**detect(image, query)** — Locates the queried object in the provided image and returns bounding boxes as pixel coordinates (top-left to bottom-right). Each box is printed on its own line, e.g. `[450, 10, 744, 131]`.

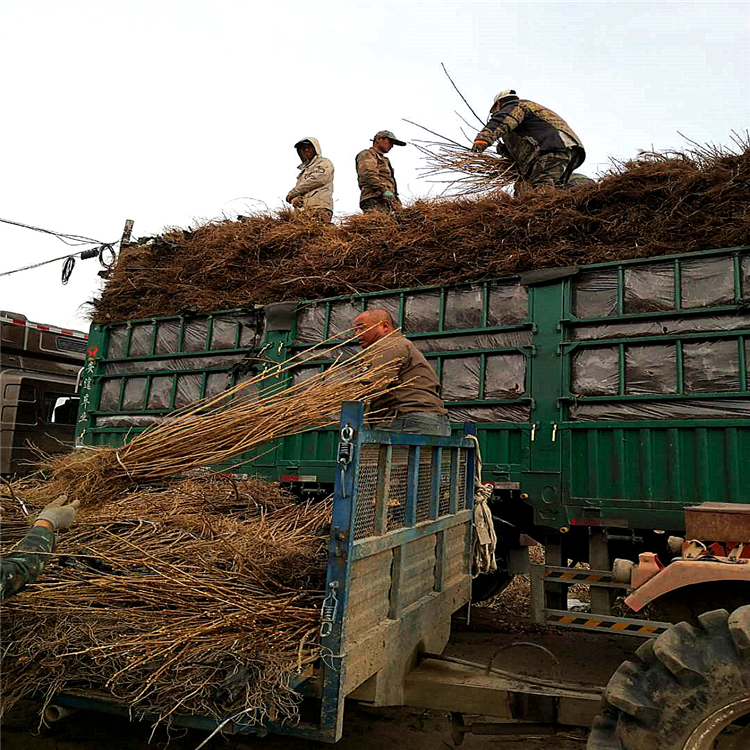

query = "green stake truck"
[76, 244, 750, 616]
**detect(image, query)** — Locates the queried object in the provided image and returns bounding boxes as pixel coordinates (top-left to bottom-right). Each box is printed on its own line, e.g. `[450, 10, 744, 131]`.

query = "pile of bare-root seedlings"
[410, 131, 518, 198]
[1, 476, 331, 732]
[0, 336, 400, 731]
[23, 333, 399, 509]
[92, 129, 750, 322]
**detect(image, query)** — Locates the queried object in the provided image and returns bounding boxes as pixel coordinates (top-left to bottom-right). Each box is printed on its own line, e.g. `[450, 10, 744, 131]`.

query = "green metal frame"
[78, 245, 750, 538]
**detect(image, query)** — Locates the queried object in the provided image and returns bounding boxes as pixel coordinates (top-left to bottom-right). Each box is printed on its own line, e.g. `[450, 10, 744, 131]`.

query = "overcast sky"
[1, 0, 748, 330]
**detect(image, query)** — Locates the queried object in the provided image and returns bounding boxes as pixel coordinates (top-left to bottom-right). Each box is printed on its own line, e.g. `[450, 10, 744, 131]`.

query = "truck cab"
[0, 311, 87, 476]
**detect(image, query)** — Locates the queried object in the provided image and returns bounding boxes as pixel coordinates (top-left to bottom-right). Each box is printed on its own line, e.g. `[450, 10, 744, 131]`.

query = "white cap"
[492, 89, 517, 106]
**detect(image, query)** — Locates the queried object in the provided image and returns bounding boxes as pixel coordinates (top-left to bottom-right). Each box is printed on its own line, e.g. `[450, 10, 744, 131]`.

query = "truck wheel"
[588, 605, 750, 750]
[471, 571, 514, 602]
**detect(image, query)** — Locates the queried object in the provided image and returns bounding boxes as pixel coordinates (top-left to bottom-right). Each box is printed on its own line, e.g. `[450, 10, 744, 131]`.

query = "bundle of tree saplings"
[0, 475, 331, 729]
[411, 136, 518, 197]
[23, 336, 399, 510]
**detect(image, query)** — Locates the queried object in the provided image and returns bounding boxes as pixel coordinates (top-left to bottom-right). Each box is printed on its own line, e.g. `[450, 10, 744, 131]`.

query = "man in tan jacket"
[355, 130, 406, 214]
[286, 137, 334, 222]
[354, 309, 450, 436]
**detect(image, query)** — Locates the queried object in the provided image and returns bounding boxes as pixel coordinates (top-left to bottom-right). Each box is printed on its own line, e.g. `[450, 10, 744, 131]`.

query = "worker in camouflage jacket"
[356, 130, 406, 213]
[1, 495, 79, 600]
[471, 90, 585, 194]
[285, 137, 334, 222]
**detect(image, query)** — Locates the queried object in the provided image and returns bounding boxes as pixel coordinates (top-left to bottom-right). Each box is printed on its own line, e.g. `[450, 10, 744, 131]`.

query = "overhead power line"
[0, 216, 124, 284]
[0, 244, 117, 284]
[0, 216, 104, 247]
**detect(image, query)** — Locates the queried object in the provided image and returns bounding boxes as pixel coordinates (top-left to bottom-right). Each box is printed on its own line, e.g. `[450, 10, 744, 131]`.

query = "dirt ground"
[0, 706, 589, 750]
[1, 605, 639, 750]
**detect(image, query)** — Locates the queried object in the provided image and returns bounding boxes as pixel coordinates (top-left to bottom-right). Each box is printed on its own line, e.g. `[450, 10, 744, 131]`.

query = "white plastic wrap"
[624, 263, 675, 313]
[487, 282, 528, 325]
[485, 354, 526, 398]
[625, 345, 677, 394]
[571, 348, 619, 395]
[571, 312, 750, 341]
[440, 357, 480, 400]
[448, 405, 530, 422]
[415, 331, 532, 353]
[683, 339, 740, 393]
[295, 304, 326, 344]
[444, 286, 483, 330]
[681, 256, 735, 309]
[571, 399, 750, 421]
[573, 270, 618, 319]
[403, 292, 441, 334]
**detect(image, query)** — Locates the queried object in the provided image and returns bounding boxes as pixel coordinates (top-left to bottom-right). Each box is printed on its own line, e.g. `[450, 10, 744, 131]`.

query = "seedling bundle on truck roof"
[91, 140, 750, 322]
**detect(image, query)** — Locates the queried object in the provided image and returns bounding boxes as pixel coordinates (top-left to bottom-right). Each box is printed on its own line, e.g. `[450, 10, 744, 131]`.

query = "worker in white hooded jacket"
[285, 137, 334, 222]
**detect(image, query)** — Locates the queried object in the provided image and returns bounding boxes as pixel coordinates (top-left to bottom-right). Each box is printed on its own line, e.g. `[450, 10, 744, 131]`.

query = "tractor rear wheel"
[587, 605, 750, 750]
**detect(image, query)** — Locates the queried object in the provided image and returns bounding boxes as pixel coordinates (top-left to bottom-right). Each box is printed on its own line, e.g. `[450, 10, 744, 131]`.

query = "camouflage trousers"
[515, 148, 576, 196]
[360, 197, 399, 214]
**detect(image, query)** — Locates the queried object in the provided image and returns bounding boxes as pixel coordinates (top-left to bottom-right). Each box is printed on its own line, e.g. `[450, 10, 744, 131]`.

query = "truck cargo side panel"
[557, 247, 750, 533]
[77, 246, 750, 541]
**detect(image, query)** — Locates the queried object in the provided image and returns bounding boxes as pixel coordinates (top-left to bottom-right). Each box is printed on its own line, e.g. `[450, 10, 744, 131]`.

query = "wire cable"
[0, 216, 104, 246]
[0, 243, 118, 281]
[0, 252, 81, 278]
[61, 256, 76, 285]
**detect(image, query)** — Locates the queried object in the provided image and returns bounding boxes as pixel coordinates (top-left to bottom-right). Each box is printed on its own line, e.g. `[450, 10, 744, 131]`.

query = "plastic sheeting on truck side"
[289, 282, 531, 423]
[94, 312, 263, 426]
[567, 250, 750, 421]
[572, 254, 743, 319]
[293, 281, 529, 345]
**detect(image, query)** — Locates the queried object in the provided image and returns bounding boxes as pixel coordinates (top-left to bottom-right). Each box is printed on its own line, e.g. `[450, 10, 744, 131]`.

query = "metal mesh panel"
[387, 446, 410, 531]
[457, 449, 468, 510]
[353, 444, 380, 540]
[438, 449, 453, 516]
[415, 448, 434, 522]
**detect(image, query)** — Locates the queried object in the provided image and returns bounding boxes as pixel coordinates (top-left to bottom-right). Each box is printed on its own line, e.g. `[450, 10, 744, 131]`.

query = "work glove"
[471, 140, 489, 153]
[36, 495, 80, 531]
[382, 190, 395, 204]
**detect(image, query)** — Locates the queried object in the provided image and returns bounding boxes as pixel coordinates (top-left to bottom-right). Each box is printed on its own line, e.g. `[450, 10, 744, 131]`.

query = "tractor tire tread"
[586, 605, 750, 750]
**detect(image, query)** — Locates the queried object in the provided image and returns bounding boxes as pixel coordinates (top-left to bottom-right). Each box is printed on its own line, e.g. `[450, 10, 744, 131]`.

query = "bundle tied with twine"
[1, 333, 402, 731]
[27, 332, 400, 510]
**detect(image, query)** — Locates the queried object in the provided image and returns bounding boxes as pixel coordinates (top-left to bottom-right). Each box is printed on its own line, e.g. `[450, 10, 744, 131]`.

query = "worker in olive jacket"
[471, 90, 585, 194]
[354, 309, 450, 436]
[355, 130, 406, 213]
[1, 495, 79, 599]
[286, 137, 334, 222]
